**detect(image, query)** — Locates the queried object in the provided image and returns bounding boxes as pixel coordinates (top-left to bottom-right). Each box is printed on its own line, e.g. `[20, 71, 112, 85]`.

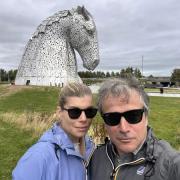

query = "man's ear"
[145, 117, 148, 126]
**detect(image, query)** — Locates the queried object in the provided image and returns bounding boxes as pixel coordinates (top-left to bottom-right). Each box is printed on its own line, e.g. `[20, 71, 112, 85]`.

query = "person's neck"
[69, 135, 85, 156]
[69, 135, 81, 144]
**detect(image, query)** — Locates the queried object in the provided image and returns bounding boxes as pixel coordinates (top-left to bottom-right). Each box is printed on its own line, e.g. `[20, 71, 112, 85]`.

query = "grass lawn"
[0, 86, 179, 179]
[0, 86, 59, 113]
[0, 119, 37, 180]
[148, 96, 180, 149]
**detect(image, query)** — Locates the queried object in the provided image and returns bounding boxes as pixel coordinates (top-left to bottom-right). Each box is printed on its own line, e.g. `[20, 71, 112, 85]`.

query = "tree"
[148, 75, 154, 78]
[111, 71, 115, 77]
[115, 72, 120, 77]
[134, 68, 142, 78]
[8, 69, 17, 81]
[120, 69, 127, 77]
[0, 69, 18, 82]
[0, 69, 7, 81]
[106, 72, 110, 78]
[120, 67, 142, 78]
[171, 69, 180, 86]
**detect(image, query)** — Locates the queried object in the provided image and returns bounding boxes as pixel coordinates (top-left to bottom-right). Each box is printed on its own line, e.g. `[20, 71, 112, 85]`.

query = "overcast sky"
[0, 0, 180, 76]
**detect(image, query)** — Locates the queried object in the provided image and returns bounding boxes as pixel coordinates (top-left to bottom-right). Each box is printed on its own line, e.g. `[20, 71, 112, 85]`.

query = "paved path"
[147, 93, 180, 97]
[89, 85, 180, 97]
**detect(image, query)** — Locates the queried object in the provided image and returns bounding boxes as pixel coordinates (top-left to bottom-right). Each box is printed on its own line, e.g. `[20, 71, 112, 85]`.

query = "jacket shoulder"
[12, 142, 59, 179]
[154, 140, 180, 179]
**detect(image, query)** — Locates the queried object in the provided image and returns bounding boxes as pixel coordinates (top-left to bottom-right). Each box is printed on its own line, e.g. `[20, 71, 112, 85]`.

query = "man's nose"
[118, 117, 129, 132]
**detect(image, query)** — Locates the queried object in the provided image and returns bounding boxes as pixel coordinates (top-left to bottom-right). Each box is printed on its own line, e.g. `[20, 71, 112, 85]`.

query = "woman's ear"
[56, 106, 62, 120]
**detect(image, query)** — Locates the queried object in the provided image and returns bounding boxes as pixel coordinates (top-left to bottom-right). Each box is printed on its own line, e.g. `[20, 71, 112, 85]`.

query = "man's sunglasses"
[102, 109, 144, 126]
[63, 107, 97, 119]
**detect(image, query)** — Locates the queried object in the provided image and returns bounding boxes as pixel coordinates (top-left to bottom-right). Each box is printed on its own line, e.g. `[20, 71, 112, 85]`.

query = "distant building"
[142, 77, 173, 88]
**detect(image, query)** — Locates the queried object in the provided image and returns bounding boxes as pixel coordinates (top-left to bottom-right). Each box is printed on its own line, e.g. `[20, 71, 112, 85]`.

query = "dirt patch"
[0, 84, 33, 98]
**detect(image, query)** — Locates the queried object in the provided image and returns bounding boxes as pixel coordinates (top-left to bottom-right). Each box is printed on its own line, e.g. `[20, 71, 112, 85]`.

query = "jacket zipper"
[106, 144, 116, 180]
[83, 144, 96, 180]
[114, 158, 145, 180]
[106, 143, 146, 180]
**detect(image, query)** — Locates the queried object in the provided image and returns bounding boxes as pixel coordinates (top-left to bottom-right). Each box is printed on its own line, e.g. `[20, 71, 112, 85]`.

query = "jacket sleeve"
[12, 151, 46, 180]
[168, 152, 180, 180]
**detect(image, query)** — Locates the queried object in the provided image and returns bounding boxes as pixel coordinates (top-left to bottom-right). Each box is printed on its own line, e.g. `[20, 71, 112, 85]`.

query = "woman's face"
[57, 95, 94, 142]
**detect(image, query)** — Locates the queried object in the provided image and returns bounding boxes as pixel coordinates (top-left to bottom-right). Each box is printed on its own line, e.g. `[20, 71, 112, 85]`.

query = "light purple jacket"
[12, 122, 94, 180]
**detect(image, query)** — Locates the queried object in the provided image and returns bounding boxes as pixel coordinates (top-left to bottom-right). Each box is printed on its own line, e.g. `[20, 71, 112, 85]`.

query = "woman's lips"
[77, 126, 89, 131]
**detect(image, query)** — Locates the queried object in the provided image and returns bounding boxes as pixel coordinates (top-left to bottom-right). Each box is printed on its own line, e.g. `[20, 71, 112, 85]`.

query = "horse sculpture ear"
[76, 6, 83, 14]
[76, 6, 90, 21]
[74, 5, 95, 33]
[81, 6, 90, 21]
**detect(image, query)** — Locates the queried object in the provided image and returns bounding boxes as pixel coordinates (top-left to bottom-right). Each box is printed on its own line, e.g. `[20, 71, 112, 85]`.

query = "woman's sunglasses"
[102, 109, 144, 126]
[63, 107, 97, 119]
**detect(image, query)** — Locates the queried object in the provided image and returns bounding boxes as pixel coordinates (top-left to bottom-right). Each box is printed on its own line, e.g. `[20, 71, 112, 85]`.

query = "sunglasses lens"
[68, 108, 81, 119]
[102, 113, 121, 126]
[85, 108, 98, 118]
[66, 108, 97, 119]
[102, 109, 144, 126]
[124, 109, 144, 124]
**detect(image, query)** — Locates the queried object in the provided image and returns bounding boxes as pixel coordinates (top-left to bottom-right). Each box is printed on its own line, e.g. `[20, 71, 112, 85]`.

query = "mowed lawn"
[0, 86, 59, 180]
[149, 96, 180, 148]
[0, 119, 38, 180]
[0, 85, 180, 179]
[0, 86, 59, 113]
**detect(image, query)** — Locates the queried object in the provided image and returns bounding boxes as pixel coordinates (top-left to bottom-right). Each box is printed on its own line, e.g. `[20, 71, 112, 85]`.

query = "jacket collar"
[107, 126, 157, 164]
[50, 122, 95, 160]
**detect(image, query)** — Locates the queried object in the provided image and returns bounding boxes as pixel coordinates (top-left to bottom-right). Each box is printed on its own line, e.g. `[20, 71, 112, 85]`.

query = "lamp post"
[0, 69, 1, 82]
[142, 56, 144, 77]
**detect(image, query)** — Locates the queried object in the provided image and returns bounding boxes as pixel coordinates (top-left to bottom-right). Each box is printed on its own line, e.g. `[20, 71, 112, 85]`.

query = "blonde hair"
[59, 83, 92, 108]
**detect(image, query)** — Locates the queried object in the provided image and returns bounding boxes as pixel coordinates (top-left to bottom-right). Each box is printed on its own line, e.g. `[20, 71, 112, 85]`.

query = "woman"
[12, 83, 97, 180]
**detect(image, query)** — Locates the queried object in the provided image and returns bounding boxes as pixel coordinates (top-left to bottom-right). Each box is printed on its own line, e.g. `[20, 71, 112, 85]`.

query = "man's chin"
[116, 144, 137, 154]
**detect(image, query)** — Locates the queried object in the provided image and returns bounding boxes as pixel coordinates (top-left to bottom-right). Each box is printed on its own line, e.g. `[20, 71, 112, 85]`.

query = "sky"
[0, 0, 180, 76]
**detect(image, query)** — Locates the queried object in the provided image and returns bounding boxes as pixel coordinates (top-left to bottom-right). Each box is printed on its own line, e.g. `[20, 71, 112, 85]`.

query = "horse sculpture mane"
[15, 6, 99, 86]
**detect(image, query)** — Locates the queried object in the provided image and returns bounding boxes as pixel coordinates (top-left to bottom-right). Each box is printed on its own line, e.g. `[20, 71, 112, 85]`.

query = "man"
[89, 78, 180, 180]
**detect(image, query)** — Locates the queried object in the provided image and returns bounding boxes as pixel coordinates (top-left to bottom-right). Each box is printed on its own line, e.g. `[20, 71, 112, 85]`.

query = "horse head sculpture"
[15, 6, 100, 86]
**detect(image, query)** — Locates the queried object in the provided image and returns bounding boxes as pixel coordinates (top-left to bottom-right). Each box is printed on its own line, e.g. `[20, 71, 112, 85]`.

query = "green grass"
[0, 86, 59, 114]
[0, 119, 38, 180]
[148, 96, 180, 149]
[0, 87, 180, 179]
[0, 85, 9, 96]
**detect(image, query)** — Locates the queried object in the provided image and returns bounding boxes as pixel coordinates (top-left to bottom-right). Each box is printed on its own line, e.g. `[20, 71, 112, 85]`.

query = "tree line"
[0, 67, 142, 81]
[0, 67, 179, 84]
[78, 67, 143, 78]
[0, 69, 17, 82]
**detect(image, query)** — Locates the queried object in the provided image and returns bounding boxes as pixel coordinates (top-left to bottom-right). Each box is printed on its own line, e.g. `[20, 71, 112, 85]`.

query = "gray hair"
[97, 77, 149, 116]
[59, 82, 92, 108]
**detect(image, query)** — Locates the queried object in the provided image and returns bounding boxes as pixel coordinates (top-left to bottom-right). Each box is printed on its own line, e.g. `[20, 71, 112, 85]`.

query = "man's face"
[102, 90, 148, 154]
[58, 95, 93, 142]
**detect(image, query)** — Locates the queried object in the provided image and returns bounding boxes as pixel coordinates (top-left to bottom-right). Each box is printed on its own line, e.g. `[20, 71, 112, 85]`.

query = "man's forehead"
[103, 90, 142, 106]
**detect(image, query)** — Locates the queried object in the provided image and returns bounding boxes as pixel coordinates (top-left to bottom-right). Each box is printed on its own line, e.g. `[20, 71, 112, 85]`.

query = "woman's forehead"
[65, 95, 93, 106]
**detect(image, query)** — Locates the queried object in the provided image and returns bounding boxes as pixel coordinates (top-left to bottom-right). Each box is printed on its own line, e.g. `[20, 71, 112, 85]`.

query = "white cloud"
[0, 0, 180, 76]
